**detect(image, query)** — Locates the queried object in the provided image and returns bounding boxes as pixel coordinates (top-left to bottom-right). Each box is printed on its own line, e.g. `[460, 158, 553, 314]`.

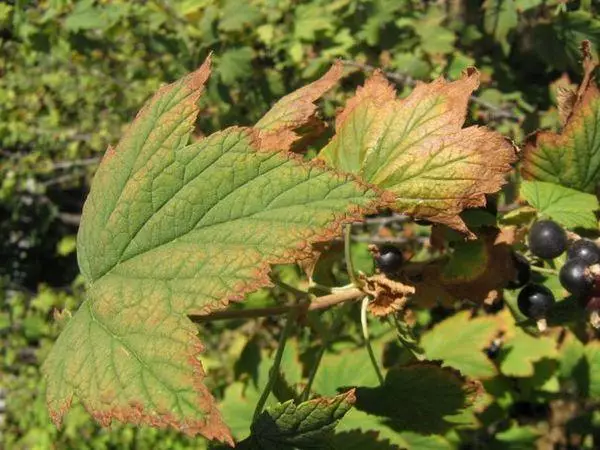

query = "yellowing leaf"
[318, 69, 517, 235]
[421, 311, 504, 379]
[42, 58, 383, 444]
[255, 61, 344, 151]
[522, 44, 600, 193]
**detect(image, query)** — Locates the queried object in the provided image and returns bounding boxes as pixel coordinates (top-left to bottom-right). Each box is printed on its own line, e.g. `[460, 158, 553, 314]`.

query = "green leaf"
[354, 363, 479, 434]
[218, 0, 262, 32]
[218, 47, 255, 85]
[421, 311, 503, 379]
[532, 11, 600, 72]
[42, 58, 382, 444]
[312, 347, 382, 397]
[494, 423, 541, 449]
[498, 329, 558, 377]
[318, 68, 516, 235]
[331, 430, 397, 450]
[242, 391, 355, 449]
[520, 180, 598, 229]
[585, 342, 600, 398]
[337, 408, 451, 450]
[483, 0, 518, 54]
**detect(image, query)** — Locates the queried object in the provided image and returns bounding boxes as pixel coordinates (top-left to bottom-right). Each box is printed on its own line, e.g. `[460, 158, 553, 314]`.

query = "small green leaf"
[331, 430, 397, 450]
[312, 347, 382, 397]
[495, 423, 541, 448]
[483, 0, 518, 54]
[521, 180, 598, 229]
[242, 391, 355, 449]
[585, 343, 600, 398]
[337, 409, 451, 450]
[532, 11, 600, 72]
[421, 311, 503, 379]
[218, 47, 254, 85]
[499, 329, 558, 377]
[354, 363, 479, 434]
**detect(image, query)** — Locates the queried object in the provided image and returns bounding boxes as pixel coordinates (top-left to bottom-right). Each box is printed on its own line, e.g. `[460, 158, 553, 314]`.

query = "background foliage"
[1, 0, 600, 449]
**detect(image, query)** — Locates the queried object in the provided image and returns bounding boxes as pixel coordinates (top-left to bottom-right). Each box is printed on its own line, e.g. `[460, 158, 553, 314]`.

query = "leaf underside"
[42, 58, 381, 445]
[318, 69, 517, 235]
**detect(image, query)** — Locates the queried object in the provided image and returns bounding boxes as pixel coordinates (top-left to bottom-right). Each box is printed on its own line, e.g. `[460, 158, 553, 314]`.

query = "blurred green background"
[1, 1, 600, 449]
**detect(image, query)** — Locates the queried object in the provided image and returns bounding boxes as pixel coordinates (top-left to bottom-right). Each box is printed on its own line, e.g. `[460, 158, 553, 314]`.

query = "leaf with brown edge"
[318, 68, 517, 235]
[403, 229, 514, 308]
[42, 57, 386, 445]
[522, 41, 600, 193]
[255, 61, 344, 151]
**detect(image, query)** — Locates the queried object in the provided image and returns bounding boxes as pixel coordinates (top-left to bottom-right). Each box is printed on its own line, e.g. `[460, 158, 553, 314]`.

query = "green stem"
[344, 223, 362, 288]
[361, 296, 384, 385]
[271, 276, 310, 298]
[300, 304, 348, 401]
[252, 312, 295, 421]
[530, 265, 558, 276]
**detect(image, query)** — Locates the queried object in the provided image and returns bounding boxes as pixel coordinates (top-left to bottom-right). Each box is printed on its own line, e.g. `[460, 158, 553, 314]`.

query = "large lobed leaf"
[318, 68, 517, 234]
[521, 43, 600, 193]
[42, 57, 383, 445]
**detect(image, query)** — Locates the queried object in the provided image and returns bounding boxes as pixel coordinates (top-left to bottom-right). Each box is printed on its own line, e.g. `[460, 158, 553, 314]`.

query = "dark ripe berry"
[517, 284, 555, 320]
[567, 239, 600, 265]
[559, 258, 593, 298]
[528, 220, 567, 259]
[375, 245, 404, 274]
[507, 252, 531, 290]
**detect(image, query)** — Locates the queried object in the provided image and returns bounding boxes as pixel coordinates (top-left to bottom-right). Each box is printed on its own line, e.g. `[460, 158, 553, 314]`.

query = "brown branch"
[190, 288, 364, 323]
[340, 59, 520, 121]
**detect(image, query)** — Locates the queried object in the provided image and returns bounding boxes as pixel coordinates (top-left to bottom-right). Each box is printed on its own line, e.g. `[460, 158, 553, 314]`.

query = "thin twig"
[301, 303, 349, 401]
[344, 224, 362, 287]
[530, 265, 559, 276]
[51, 157, 100, 170]
[341, 60, 520, 121]
[190, 288, 364, 323]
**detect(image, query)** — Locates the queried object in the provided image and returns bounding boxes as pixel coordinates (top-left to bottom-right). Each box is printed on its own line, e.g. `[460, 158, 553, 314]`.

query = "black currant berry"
[528, 220, 567, 259]
[507, 252, 531, 290]
[559, 258, 594, 298]
[375, 245, 404, 274]
[517, 284, 555, 320]
[567, 239, 600, 265]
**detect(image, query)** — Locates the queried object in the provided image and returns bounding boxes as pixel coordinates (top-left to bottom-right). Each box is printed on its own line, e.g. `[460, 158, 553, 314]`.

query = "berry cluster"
[513, 220, 600, 329]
